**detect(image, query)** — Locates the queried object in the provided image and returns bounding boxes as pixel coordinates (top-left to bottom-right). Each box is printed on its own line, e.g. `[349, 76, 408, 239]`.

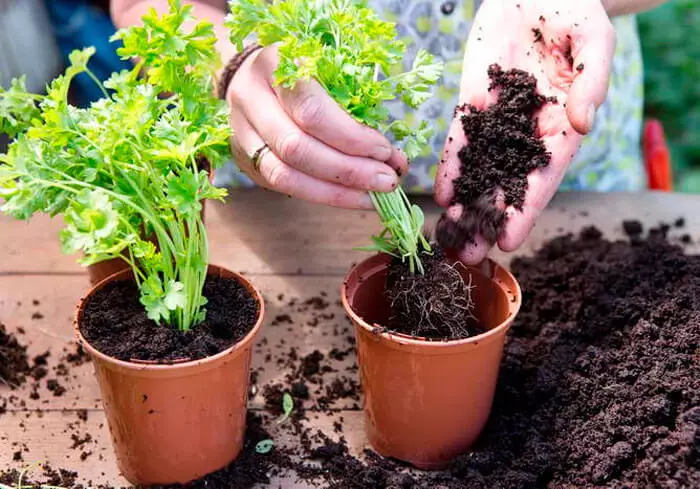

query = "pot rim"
[74, 264, 265, 372]
[341, 253, 521, 350]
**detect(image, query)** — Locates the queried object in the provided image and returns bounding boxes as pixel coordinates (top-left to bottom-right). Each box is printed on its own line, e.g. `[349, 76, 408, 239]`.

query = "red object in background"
[643, 119, 673, 191]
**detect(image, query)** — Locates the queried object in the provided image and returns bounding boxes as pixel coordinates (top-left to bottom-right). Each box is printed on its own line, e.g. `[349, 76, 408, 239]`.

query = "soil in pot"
[385, 247, 482, 340]
[79, 275, 259, 361]
[436, 64, 553, 250]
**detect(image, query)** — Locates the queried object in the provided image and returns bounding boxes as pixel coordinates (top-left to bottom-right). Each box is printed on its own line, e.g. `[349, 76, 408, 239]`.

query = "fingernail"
[360, 193, 374, 209]
[371, 144, 392, 162]
[586, 104, 596, 132]
[372, 173, 398, 192]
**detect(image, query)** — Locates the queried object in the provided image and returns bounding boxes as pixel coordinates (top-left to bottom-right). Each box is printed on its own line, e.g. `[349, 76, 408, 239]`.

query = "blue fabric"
[43, 0, 131, 106]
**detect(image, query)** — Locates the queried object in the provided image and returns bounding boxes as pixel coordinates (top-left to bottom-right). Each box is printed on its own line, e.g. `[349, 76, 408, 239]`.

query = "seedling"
[277, 391, 295, 424]
[0, 0, 230, 331]
[255, 439, 275, 454]
[226, 0, 443, 274]
[0, 462, 67, 489]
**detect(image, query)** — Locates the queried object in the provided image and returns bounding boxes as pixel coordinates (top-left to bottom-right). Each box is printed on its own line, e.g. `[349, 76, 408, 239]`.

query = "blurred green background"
[638, 0, 699, 192]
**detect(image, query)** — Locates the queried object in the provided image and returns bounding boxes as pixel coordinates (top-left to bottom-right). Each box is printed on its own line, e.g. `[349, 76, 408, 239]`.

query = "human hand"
[435, 0, 616, 263]
[226, 45, 408, 209]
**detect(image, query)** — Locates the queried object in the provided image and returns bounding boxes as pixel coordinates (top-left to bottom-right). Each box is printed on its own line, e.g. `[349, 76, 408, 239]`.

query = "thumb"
[566, 20, 617, 134]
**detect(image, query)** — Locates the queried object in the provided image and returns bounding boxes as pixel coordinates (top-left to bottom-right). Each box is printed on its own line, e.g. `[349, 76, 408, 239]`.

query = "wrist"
[217, 43, 263, 101]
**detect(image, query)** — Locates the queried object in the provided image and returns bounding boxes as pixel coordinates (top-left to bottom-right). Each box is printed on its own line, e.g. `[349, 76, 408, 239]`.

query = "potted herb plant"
[228, 0, 522, 470]
[0, 1, 264, 484]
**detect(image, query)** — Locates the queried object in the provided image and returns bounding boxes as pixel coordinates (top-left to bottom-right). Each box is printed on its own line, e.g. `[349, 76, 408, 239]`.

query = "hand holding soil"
[435, 0, 616, 264]
[226, 45, 408, 210]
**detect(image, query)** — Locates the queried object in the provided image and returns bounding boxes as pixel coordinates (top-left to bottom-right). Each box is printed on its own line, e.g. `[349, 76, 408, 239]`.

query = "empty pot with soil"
[342, 252, 521, 469]
[75, 265, 264, 484]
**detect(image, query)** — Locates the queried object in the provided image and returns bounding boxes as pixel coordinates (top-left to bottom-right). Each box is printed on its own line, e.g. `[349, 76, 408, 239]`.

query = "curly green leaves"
[0, 77, 40, 138]
[0, 1, 230, 330]
[227, 0, 442, 273]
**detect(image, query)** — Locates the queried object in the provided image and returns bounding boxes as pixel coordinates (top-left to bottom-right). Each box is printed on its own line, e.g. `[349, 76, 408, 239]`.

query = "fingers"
[434, 115, 467, 207]
[229, 112, 374, 210]
[436, 33, 496, 208]
[438, 204, 493, 265]
[252, 48, 398, 164]
[228, 47, 403, 193]
[498, 131, 582, 251]
[566, 20, 616, 134]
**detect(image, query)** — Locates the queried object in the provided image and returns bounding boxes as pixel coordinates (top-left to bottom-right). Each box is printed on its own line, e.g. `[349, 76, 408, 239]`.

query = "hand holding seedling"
[435, 0, 617, 264]
[224, 45, 409, 209]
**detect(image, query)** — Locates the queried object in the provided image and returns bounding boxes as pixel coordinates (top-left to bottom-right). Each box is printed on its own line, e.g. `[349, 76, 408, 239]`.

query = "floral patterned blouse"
[216, 0, 646, 192]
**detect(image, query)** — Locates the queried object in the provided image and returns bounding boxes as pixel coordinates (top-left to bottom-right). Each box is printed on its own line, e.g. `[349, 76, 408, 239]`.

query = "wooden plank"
[0, 408, 367, 488]
[0, 274, 359, 412]
[3, 190, 700, 275]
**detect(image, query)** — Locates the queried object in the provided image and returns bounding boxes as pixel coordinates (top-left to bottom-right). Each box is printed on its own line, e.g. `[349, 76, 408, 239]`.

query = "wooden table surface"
[1, 189, 698, 487]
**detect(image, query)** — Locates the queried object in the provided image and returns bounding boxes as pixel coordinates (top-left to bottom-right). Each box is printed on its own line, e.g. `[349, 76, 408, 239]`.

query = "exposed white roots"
[388, 260, 478, 339]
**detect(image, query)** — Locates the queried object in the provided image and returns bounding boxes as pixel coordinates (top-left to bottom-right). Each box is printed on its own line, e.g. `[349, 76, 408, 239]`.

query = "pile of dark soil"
[0, 323, 52, 392]
[0, 322, 31, 388]
[278, 224, 700, 488]
[436, 64, 553, 250]
[5, 225, 698, 488]
[79, 276, 259, 361]
[385, 247, 482, 340]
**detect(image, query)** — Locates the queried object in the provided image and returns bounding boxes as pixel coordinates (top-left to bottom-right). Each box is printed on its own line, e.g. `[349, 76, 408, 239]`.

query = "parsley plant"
[226, 0, 443, 273]
[0, 0, 230, 331]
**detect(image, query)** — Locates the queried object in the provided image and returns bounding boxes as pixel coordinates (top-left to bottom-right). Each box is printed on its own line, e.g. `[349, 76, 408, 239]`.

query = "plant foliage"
[226, 0, 442, 273]
[638, 0, 700, 190]
[0, 0, 230, 331]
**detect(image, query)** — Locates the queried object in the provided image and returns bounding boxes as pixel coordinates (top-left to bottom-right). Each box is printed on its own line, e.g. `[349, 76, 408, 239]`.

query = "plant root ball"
[385, 248, 481, 340]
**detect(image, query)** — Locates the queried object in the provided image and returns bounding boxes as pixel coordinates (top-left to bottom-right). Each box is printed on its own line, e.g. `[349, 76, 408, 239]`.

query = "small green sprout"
[0, 462, 68, 489]
[277, 392, 295, 425]
[255, 439, 275, 454]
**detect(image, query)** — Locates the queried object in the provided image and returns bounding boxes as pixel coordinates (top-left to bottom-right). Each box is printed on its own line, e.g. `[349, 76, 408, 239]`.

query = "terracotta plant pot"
[341, 254, 521, 470]
[75, 264, 264, 485]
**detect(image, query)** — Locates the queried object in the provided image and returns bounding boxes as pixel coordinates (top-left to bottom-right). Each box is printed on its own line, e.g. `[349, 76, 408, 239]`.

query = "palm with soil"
[436, 0, 616, 263]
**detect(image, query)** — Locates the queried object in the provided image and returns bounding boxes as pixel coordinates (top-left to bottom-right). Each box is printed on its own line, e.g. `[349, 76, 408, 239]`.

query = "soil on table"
[385, 247, 482, 340]
[0, 322, 31, 388]
[79, 276, 259, 361]
[436, 63, 552, 250]
[5, 224, 698, 488]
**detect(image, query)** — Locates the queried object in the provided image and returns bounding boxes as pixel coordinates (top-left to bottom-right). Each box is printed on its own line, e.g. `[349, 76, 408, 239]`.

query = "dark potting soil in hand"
[385, 247, 482, 340]
[79, 276, 259, 362]
[436, 64, 552, 250]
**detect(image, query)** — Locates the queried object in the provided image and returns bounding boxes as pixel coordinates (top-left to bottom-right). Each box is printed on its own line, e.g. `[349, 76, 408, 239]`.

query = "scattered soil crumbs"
[80, 276, 259, 361]
[0, 323, 31, 388]
[267, 225, 699, 489]
[5, 227, 698, 488]
[436, 64, 552, 250]
[385, 247, 481, 340]
[151, 413, 288, 489]
[0, 324, 53, 391]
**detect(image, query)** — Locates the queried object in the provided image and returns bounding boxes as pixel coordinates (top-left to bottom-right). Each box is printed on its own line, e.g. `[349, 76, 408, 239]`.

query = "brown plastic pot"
[75, 264, 264, 485]
[341, 254, 521, 470]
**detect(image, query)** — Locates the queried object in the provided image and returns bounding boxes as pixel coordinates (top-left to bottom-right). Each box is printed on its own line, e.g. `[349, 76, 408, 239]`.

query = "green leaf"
[227, 0, 439, 271]
[283, 392, 294, 416]
[1, 0, 232, 330]
[163, 280, 187, 311]
[255, 439, 274, 454]
[277, 392, 295, 425]
[0, 77, 40, 137]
